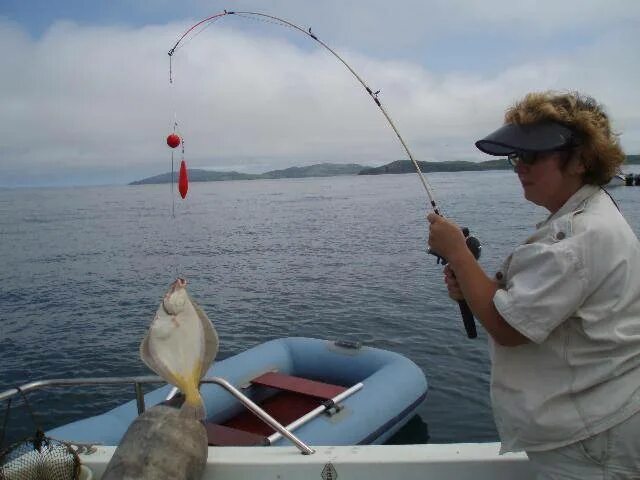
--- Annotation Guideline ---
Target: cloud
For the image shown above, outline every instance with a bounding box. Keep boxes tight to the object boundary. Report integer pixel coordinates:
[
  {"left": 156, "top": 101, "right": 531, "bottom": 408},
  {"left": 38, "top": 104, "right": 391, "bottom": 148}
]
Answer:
[
  {"left": 0, "top": 4, "right": 639, "bottom": 186},
  {"left": 212, "top": 1, "right": 640, "bottom": 58}
]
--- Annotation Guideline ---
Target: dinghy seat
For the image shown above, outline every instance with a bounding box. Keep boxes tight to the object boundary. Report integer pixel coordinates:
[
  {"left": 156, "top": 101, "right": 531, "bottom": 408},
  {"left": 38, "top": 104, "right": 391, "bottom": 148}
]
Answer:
[
  {"left": 249, "top": 371, "right": 347, "bottom": 399},
  {"left": 204, "top": 372, "right": 348, "bottom": 446},
  {"left": 204, "top": 422, "right": 269, "bottom": 446}
]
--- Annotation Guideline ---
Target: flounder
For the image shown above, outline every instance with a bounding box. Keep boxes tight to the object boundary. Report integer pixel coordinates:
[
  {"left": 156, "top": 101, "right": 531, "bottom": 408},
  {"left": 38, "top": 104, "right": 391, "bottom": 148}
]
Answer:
[
  {"left": 102, "top": 279, "right": 217, "bottom": 480},
  {"left": 140, "top": 278, "right": 218, "bottom": 419}
]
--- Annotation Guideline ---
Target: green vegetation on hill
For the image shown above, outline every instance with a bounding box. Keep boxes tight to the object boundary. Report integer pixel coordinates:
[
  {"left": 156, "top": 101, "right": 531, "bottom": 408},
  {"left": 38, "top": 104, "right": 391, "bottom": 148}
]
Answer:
[
  {"left": 130, "top": 163, "right": 364, "bottom": 185},
  {"left": 129, "top": 169, "right": 260, "bottom": 185},
  {"left": 358, "top": 159, "right": 510, "bottom": 175},
  {"left": 130, "top": 155, "right": 639, "bottom": 185},
  {"left": 260, "top": 163, "right": 365, "bottom": 179},
  {"left": 359, "top": 154, "right": 640, "bottom": 176}
]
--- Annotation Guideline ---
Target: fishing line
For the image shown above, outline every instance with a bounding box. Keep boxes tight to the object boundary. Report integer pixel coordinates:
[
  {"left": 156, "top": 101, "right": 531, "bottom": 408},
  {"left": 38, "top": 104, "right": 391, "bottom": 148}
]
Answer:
[
  {"left": 166, "top": 96, "right": 186, "bottom": 278},
  {"left": 174, "top": 18, "right": 224, "bottom": 54},
  {"left": 169, "top": 13, "right": 228, "bottom": 84},
  {"left": 169, "top": 17, "right": 226, "bottom": 83},
  {"left": 233, "top": 11, "right": 298, "bottom": 34},
  {"left": 170, "top": 120, "right": 176, "bottom": 218},
  {"left": 169, "top": 127, "right": 188, "bottom": 279}
]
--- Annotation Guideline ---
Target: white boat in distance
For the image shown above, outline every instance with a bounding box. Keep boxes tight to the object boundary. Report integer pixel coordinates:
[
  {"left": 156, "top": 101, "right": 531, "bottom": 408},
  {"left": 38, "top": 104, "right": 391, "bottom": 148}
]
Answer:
[{"left": 606, "top": 173, "right": 628, "bottom": 187}]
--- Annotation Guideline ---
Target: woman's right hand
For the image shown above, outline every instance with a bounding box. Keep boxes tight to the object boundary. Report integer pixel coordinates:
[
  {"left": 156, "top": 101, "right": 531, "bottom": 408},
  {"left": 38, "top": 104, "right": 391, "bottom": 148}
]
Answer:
[{"left": 444, "top": 264, "right": 464, "bottom": 301}]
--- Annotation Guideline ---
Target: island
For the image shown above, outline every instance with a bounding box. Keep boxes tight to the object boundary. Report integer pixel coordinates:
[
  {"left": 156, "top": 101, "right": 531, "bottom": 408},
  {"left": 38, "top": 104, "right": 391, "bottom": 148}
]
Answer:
[
  {"left": 130, "top": 155, "right": 640, "bottom": 185},
  {"left": 130, "top": 163, "right": 364, "bottom": 185}
]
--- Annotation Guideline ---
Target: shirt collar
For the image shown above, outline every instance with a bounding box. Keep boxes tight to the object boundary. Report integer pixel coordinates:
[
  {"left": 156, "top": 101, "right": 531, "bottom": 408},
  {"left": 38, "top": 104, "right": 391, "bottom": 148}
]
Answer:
[{"left": 537, "top": 184, "right": 600, "bottom": 229}]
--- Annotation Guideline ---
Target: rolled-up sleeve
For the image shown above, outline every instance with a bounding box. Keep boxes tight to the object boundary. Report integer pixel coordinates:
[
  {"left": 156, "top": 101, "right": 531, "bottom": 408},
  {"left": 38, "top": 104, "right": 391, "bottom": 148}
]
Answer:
[{"left": 493, "top": 241, "right": 588, "bottom": 343}]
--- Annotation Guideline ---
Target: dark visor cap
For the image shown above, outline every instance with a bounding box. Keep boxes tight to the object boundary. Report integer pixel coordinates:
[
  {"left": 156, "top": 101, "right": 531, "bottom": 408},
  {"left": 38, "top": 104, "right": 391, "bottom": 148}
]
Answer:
[{"left": 475, "top": 121, "right": 578, "bottom": 156}]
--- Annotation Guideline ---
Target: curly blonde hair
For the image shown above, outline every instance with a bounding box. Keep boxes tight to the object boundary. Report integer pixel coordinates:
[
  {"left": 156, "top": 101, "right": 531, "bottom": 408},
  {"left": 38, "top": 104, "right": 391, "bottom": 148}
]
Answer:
[{"left": 504, "top": 91, "right": 625, "bottom": 185}]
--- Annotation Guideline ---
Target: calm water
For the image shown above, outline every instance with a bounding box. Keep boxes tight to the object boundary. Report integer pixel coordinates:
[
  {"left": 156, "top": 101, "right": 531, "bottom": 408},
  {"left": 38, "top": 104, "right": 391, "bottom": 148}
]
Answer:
[{"left": 2, "top": 169, "right": 640, "bottom": 446}]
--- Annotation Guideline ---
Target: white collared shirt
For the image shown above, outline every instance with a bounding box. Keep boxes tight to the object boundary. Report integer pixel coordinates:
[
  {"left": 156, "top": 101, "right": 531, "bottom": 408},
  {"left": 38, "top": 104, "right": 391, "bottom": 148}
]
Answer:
[{"left": 491, "top": 184, "right": 640, "bottom": 453}]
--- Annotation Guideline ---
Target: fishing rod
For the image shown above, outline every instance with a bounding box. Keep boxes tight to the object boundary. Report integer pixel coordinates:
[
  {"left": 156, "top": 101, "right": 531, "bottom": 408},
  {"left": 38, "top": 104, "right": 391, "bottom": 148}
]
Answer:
[
  {"left": 168, "top": 10, "right": 437, "bottom": 209},
  {"left": 168, "top": 10, "right": 481, "bottom": 338}
]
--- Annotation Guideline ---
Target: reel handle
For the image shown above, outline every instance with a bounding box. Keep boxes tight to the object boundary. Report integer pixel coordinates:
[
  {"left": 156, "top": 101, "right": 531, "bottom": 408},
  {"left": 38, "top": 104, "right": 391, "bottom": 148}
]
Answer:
[{"left": 429, "top": 227, "right": 482, "bottom": 339}]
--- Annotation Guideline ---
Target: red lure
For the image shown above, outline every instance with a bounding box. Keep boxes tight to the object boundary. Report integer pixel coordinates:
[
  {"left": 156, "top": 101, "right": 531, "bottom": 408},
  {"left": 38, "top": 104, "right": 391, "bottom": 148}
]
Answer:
[
  {"left": 178, "top": 159, "right": 188, "bottom": 199},
  {"left": 167, "top": 133, "right": 181, "bottom": 148}
]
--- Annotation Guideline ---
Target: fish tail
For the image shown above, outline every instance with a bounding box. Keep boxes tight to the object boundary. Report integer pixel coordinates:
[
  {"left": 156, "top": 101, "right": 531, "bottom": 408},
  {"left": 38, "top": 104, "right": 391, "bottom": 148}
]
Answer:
[
  {"left": 180, "top": 368, "right": 206, "bottom": 420},
  {"left": 180, "top": 389, "right": 206, "bottom": 420}
]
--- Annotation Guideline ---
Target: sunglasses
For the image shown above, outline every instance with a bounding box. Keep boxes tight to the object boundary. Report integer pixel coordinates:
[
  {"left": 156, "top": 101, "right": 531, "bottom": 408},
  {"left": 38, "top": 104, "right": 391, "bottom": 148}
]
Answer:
[
  {"left": 507, "top": 152, "right": 540, "bottom": 167},
  {"left": 507, "top": 148, "right": 575, "bottom": 168}
]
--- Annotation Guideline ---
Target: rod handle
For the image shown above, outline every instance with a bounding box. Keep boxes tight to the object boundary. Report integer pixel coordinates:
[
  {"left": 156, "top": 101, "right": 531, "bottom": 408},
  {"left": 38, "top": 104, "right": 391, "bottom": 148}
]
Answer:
[
  {"left": 428, "top": 227, "right": 482, "bottom": 339},
  {"left": 457, "top": 300, "right": 478, "bottom": 339}
]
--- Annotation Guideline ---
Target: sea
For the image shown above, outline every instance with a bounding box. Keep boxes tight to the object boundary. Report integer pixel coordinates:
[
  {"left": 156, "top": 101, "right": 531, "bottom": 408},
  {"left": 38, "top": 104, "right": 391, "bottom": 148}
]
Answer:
[{"left": 2, "top": 167, "right": 640, "bottom": 446}]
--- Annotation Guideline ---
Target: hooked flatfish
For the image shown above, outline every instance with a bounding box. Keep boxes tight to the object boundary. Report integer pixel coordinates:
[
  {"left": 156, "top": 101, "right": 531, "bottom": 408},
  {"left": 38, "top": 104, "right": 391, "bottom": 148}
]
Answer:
[
  {"left": 102, "top": 279, "right": 217, "bottom": 480},
  {"left": 140, "top": 278, "right": 218, "bottom": 419}
]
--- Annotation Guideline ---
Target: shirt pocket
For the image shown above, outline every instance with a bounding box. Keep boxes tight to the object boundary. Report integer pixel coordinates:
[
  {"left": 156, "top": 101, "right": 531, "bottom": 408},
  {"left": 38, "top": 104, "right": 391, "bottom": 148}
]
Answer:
[
  {"left": 497, "top": 241, "right": 587, "bottom": 343},
  {"left": 578, "top": 429, "right": 610, "bottom": 466}
]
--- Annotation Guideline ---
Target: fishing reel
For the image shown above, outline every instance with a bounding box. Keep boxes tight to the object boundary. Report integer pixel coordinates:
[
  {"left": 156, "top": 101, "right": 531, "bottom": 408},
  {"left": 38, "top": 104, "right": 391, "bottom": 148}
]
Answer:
[
  {"left": 429, "top": 227, "right": 481, "bottom": 265},
  {"left": 428, "top": 227, "right": 481, "bottom": 339},
  {"left": 462, "top": 227, "right": 482, "bottom": 262}
]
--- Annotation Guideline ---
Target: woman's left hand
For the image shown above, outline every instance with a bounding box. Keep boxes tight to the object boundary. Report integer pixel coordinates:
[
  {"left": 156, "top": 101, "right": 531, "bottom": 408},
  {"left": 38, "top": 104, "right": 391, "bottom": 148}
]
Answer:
[{"left": 426, "top": 213, "right": 468, "bottom": 264}]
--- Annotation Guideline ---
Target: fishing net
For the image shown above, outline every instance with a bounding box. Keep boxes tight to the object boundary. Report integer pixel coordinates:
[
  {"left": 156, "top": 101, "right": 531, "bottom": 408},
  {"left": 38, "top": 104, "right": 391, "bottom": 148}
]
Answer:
[
  {"left": 0, "top": 392, "right": 81, "bottom": 480},
  {"left": 0, "top": 433, "right": 80, "bottom": 480}
]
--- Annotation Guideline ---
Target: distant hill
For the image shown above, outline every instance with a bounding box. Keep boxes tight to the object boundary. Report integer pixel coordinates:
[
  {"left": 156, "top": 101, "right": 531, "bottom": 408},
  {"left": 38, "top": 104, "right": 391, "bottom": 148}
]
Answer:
[
  {"left": 358, "top": 159, "right": 510, "bottom": 175},
  {"left": 130, "top": 169, "right": 260, "bottom": 185},
  {"left": 260, "top": 163, "right": 365, "bottom": 179},
  {"left": 130, "top": 163, "right": 365, "bottom": 185},
  {"left": 131, "top": 155, "right": 640, "bottom": 185},
  {"left": 360, "top": 154, "right": 640, "bottom": 175}
]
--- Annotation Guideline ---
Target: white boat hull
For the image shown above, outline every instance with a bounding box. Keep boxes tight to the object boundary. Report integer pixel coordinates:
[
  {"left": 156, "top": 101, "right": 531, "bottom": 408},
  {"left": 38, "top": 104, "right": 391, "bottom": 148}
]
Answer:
[
  {"left": 78, "top": 443, "right": 534, "bottom": 480},
  {"left": 606, "top": 173, "right": 628, "bottom": 187}
]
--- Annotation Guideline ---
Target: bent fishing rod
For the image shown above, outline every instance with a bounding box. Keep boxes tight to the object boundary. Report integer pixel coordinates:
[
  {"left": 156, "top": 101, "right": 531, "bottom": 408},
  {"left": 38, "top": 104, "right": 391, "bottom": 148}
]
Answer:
[{"left": 168, "top": 10, "right": 481, "bottom": 338}]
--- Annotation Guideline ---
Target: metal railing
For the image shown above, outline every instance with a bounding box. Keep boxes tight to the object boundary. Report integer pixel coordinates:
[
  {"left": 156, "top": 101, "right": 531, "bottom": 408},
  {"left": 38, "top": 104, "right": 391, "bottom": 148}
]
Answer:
[
  {"left": 0, "top": 376, "right": 317, "bottom": 455},
  {"left": 266, "top": 382, "right": 363, "bottom": 444}
]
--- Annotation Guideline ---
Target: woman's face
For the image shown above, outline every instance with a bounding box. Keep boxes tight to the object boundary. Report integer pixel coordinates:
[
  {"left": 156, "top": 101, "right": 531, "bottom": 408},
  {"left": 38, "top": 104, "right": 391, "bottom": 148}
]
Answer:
[{"left": 513, "top": 151, "right": 585, "bottom": 213}]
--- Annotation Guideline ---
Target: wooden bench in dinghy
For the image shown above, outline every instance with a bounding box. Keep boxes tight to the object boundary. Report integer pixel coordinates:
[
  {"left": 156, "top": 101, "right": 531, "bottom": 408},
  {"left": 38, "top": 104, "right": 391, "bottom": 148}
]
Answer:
[{"left": 205, "top": 372, "right": 348, "bottom": 446}]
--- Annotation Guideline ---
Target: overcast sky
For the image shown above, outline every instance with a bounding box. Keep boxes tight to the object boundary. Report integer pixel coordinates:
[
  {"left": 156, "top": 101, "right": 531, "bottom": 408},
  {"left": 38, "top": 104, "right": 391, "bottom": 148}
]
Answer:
[{"left": 1, "top": 1, "right": 639, "bottom": 187}]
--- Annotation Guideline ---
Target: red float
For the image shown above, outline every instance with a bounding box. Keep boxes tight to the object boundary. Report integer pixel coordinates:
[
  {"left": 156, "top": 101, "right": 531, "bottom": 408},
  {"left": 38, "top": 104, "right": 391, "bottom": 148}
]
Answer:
[
  {"left": 178, "top": 160, "right": 189, "bottom": 199},
  {"left": 167, "top": 133, "right": 181, "bottom": 148}
]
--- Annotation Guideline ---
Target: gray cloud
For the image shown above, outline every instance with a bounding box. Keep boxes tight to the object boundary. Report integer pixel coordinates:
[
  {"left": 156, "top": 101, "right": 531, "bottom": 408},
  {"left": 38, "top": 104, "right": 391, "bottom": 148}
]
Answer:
[{"left": 1, "top": 2, "right": 639, "bottom": 186}]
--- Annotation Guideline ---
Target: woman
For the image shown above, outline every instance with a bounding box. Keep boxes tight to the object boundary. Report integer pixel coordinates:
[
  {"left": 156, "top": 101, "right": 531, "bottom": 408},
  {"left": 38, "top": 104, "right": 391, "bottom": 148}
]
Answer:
[{"left": 427, "top": 91, "right": 640, "bottom": 479}]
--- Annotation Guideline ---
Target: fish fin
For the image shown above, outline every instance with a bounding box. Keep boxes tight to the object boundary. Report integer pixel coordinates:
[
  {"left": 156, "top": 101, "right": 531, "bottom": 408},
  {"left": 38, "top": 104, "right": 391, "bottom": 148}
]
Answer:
[
  {"left": 139, "top": 333, "right": 160, "bottom": 373},
  {"left": 191, "top": 296, "right": 219, "bottom": 376},
  {"left": 139, "top": 311, "right": 171, "bottom": 375},
  {"left": 140, "top": 334, "right": 188, "bottom": 390}
]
